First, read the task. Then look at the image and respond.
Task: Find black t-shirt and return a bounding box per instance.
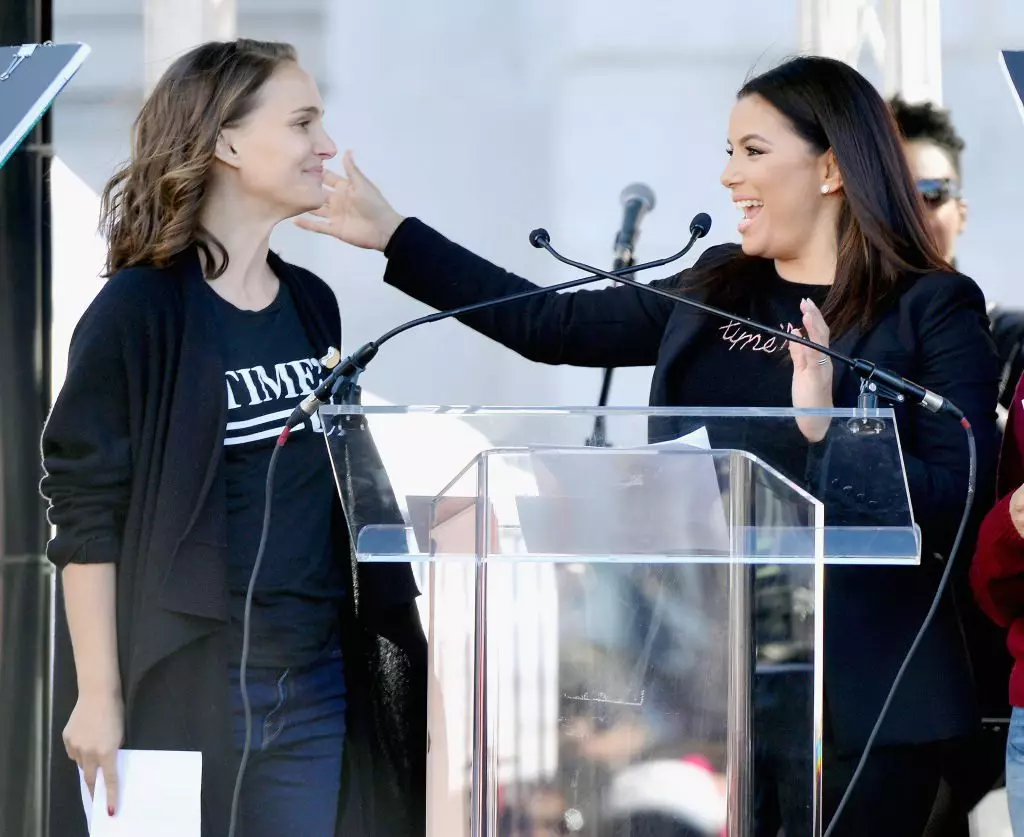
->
[672,271,831,409]
[667,269,831,480]
[669,269,831,666]
[205,279,344,668]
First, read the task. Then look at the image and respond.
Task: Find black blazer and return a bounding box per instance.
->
[383,217,1001,752]
[40,249,425,837]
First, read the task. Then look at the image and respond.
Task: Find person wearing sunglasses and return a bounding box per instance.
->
[889,96,968,266]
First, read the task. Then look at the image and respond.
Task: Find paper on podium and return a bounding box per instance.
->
[519,426,730,558]
[647,425,711,450]
[79,750,202,836]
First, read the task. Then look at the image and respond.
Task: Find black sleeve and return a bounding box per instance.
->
[383,218,727,368]
[39,284,136,568]
[901,275,1000,551]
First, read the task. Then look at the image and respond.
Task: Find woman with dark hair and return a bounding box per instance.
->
[41,39,425,837]
[299,56,1000,835]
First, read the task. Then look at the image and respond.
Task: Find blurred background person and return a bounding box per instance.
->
[889,95,967,267]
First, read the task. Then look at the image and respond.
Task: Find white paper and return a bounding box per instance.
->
[79,749,202,837]
[644,425,730,553]
[646,425,711,451]
[519,424,730,557]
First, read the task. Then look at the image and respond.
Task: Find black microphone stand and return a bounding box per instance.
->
[584,251,633,448]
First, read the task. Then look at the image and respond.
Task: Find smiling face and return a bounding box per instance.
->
[216,61,337,220]
[720,94,842,262]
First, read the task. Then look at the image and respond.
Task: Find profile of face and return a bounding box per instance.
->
[720,94,841,261]
[215,62,337,220]
[902,139,966,263]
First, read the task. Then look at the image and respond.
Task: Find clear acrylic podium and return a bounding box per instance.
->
[321,406,920,837]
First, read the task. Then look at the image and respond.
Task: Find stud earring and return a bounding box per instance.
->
[821,184,829,194]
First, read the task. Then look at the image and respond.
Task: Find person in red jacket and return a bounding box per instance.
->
[972,372,1024,835]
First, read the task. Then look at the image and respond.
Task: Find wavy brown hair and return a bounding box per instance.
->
[99,39,297,278]
[692,56,950,338]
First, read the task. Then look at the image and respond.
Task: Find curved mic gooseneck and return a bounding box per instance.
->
[278,217,712,442]
[529,227,964,420]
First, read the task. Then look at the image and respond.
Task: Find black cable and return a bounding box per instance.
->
[227,436,285,837]
[823,417,976,835]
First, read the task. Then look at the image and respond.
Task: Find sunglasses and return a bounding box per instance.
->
[916,178,961,208]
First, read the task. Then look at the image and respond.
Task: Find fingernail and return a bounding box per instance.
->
[108,806,115,817]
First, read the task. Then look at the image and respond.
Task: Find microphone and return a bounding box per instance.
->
[279,219,711,441]
[528,228,550,249]
[531,229,963,420]
[613,183,656,268]
[688,212,712,239]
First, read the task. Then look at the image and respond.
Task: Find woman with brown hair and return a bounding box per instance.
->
[41,39,425,837]
[301,56,1000,835]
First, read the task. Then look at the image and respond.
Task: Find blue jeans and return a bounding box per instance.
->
[229,643,347,837]
[1008,707,1024,835]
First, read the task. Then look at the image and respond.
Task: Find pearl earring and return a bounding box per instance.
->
[821,184,829,194]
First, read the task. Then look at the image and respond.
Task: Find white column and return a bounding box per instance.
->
[799,0,882,66]
[799,0,943,103]
[143,0,237,93]
[881,0,943,104]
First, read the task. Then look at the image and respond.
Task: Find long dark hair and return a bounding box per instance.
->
[99,39,297,278]
[694,56,949,337]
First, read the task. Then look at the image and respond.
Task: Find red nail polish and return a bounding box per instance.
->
[108,806,115,817]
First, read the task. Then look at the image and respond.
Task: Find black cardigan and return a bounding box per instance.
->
[40,248,425,837]
[383,217,1002,752]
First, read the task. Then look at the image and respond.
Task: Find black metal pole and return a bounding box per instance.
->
[584,256,632,447]
[0,1,54,836]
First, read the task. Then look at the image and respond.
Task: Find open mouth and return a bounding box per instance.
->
[734,199,763,234]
